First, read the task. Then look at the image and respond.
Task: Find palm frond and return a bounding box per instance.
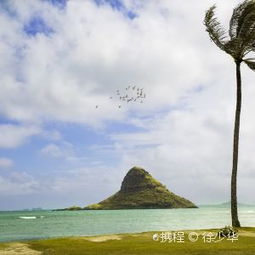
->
[238,13,255,50]
[205,1,255,61]
[204,5,228,51]
[224,38,243,58]
[229,0,255,38]
[244,45,255,55]
[235,0,255,38]
[244,59,255,70]
[229,0,255,58]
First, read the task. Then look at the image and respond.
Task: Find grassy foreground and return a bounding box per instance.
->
[0,228,255,255]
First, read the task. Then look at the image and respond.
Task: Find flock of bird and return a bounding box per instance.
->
[95,85,146,109]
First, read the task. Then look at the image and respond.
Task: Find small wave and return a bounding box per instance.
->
[19,216,37,219]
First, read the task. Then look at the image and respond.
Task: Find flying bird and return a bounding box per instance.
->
[110,85,146,107]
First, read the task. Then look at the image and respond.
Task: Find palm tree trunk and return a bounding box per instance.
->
[231,61,242,228]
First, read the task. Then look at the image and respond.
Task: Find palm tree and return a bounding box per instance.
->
[204,0,255,227]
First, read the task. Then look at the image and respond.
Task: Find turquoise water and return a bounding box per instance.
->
[0,206,254,242]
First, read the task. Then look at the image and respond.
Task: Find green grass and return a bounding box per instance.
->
[0,227,251,255]
[0,243,7,250]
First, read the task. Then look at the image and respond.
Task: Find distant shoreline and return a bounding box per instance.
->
[1,202,254,212]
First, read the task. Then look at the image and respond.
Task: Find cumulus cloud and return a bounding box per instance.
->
[0,171,40,196]
[41,142,74,158]
[0,124,41,148]
[0,157,13,168]
[41,143,64,157]
[0,0,242,127]
[0,0,232,125]
[0,0,255,208]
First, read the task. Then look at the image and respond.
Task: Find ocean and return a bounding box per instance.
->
[0,206,254,242]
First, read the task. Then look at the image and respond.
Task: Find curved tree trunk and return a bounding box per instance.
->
[231,61,242,228]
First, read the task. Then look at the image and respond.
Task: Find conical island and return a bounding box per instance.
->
[85,166,197,209]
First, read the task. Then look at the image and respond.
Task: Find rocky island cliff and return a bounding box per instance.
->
[84,166,197,209]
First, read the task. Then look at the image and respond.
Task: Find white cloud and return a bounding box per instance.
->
[41,143,63,157]
[0,0,234,125]
[42,130,62,141]
[0,0,255,207]
[0,157,13,168]
[0,124,41,148]
[0,171,40,196]
[109,75,255,204]
[41,142,74,158]
[0,0,243,127]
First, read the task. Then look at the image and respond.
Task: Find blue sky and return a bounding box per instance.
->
[94,0,137,19]
[24,16,55,36]
[0,0,255,210]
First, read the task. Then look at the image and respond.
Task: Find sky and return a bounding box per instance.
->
[0,0,255,210]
